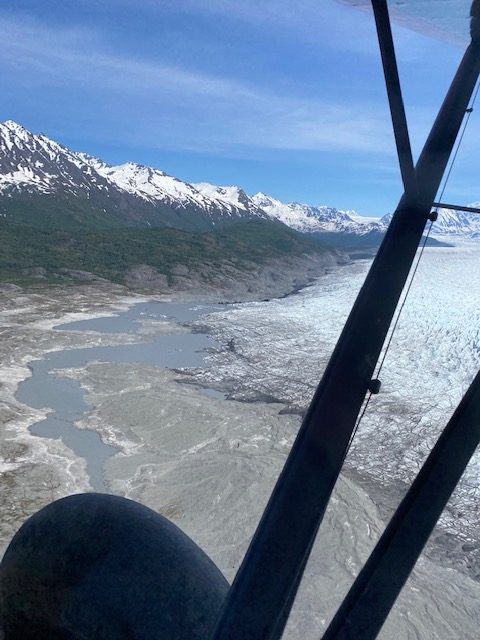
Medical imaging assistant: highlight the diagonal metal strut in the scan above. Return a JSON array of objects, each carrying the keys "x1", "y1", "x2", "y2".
[
  {"x1": 372, "y1": 0, "x2": 417, "y2": 198},
  {"x1": 321, "y1": 369, "x2": 480, "y2": 640}
]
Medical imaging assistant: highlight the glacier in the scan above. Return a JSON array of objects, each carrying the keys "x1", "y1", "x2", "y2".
[{"x1": 192, "y1": 241, "x2": 480, "y2": 577}]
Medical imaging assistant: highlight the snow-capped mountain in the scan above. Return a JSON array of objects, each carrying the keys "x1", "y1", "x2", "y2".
[
  {"x1": 96, "y1": 162, "x2": 210, "y2": 208},
  {"x1": 381, "y1": 208, "x2": 480, "y2": 239},
  {"x1": 89, "y1": 161, "x2": 266, "y2": 219},
  {"x1": 0, "y1": 120, "x2": 112, "y2": 198},
  {"x1": 254, "y1": 191, "x2": 480, "y2": 242},
  {"x1": 1, "y1": 120, "x2": 478, "y2": 240},
  {"x1": 426, "y1": 207, "x2": 480, "y2": 238},
  {"x1": 194, "y1": 183, "x2": 266, "y2": 218},
  {"x1": 252, "y1": 192, "x2": 383, "y2": 235},
  {"x1": 0, "y1": 121, "x2": 268, "y2": 230}
]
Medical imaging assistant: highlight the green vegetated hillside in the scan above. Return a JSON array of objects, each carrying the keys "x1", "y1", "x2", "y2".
[
  {"x1": 0, "y1": 218, "x2": 331, "y2": 286},
  {"x1": 1, "y1": 195, "x2": 121, "y2": 232},
  {"x1": 1, "y1": 191, "x2": 245, "y2": 233}
]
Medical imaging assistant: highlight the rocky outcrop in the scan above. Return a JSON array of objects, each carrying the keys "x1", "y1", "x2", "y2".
[
  {"x1": 124, "y1": 264, "x2": 169, "y2": 290},
  {"x1": 123, "y1": 250, "x2": 347, "y2": 302}
]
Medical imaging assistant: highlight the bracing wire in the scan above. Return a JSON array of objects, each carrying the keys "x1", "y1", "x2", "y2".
[
  {"x1": 344, "y1": 77, "x2": 480, "y2": 460},
  {"x1": 345, "y1": 219, "x2": 433, "y2": 458},
  {"x1": 437, "y1": 77, "x2": 480, "y2": 205},
  {"x1": 375, "y1": 219, "x2": 433, "y2": 380}
]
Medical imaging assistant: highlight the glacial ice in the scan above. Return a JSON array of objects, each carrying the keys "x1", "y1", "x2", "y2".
[{"x1": 193, "y1": 243, "x2": 480, "y2": 566}]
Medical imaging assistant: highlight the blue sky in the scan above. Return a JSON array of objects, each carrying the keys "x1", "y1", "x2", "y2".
[{"x1": 0, "y1": 0, "x2": 478, "y2": 216}]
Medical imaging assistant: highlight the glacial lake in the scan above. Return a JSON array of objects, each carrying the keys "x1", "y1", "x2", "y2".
[{"x1": 16, "y1": 301, "x2": 222, "y2": 492}]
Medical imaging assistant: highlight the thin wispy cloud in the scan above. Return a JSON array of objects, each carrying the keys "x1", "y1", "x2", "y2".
[
  {"x1": 109, "y1": 0, "x2": 445, "y2": 61},
  {"x1": 106, "y1": 0, "x2": 381, "y2": 54},
  {"x1": 0, "y1": 15, "x2": 393, "y2": 156}
]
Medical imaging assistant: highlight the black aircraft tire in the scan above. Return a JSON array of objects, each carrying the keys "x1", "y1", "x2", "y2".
[{"x1": 0, "y1": 493, "x2": 229, "y2": 639}]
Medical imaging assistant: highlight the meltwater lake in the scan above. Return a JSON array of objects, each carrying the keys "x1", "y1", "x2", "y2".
[{"x1": 15, "y1": 301, "x2": 221, "y2": 491}]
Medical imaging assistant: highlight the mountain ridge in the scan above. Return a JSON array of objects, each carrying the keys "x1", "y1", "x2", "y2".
[{"x1": 1, "y1": 120, "x2": 479, "y2": 240}]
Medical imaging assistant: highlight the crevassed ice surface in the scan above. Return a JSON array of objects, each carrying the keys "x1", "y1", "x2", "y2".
[
  {"x1": 339, "y1": 0, "x2": 473, "y2": 44},
  {"x1": 195, "y1": 243, "x2": 480, "y2": 575}
]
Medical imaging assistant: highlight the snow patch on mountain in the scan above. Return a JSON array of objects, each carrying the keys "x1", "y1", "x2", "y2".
[
  {"x1": 255, "y1": 191, "x2": 480, "y2": 241},
  {"x1": 194, "y1": 183, "x2": 268, "y2": 218},
  {"x1": 93, "y1": 162, "x2": 213, "y2": 209},
  {"x1": 252, "y1": 192, "x2": 383, "y2": 235},
  {"x1": 431, "y1": 208, "x2": 480, "y2": 238},
  {"x1": 381, "y1": 208, "x2": 480, "y2": 239},
  {"x1": 0, "y1": 121, "x2": 112, "y2": 197}
]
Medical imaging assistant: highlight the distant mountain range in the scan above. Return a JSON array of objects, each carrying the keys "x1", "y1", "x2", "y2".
[{"x1": 1, "y1": 120, "x2": 479, "y2": 241}]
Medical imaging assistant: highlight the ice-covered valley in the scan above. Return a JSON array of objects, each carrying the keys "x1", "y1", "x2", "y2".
[{"x1": 192, "y1": 242, "x2": 480, "y2": 576}]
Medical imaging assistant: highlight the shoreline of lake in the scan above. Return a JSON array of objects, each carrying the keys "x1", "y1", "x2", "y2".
[{"x1": 16, "y1": 300, "x2": 224, "y2": 492}]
